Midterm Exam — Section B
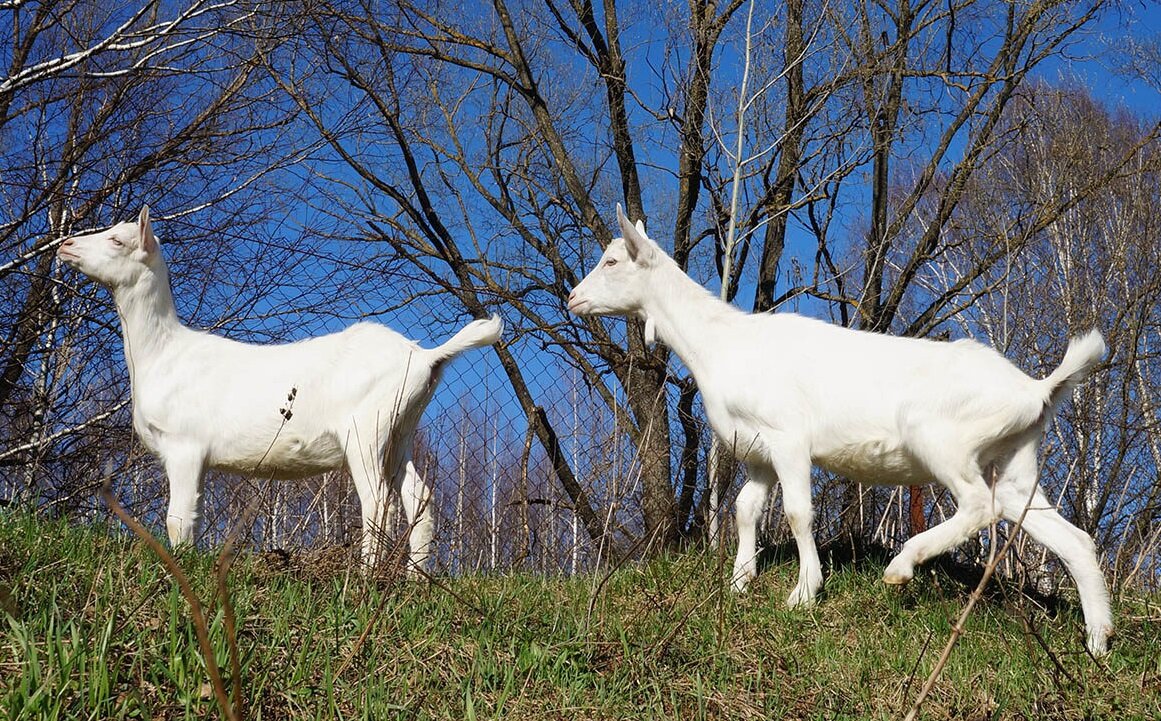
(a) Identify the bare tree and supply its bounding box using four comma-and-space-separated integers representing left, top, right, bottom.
248, 0, 1155, 559
259, 0, 718, 554
0, 1, 310, 516
958, 87, 1161, 588
8, 0, 1156, 582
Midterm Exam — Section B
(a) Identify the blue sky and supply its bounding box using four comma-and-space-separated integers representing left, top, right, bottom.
1039, 2, 1161, 119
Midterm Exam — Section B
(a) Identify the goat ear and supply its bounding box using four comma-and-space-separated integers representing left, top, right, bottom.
616, 203, 653, 265
138, 205, 158, 254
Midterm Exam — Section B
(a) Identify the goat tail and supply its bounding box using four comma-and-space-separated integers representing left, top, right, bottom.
429, 314, 503, 362
1040, 329, 1106, 412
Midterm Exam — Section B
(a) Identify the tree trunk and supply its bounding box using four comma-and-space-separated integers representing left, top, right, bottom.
753, 0, 806, 314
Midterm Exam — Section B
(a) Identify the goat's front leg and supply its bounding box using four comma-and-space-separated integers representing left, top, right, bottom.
163, 445, 206, 549
731, 463, 773, 592
773, 451, 823, 608
396, 457, 434, 575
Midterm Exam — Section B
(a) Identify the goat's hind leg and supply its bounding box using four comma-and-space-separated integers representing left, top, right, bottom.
883, 481, 996, 584
994, 443, 1113, 656
394, 452, 434, 576
343, 424, 387, 570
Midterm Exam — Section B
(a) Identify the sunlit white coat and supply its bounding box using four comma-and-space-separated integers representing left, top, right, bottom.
568, 205, 1112, 655
58, 207, 503, 571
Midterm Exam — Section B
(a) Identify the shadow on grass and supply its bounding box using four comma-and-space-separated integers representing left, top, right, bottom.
755, 537, 1076, 621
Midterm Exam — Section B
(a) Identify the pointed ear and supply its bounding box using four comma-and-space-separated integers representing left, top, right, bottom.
616, 203, 653, 265
138, 205, 158, 254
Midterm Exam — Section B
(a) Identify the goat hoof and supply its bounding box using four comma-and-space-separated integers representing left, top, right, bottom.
730, 570, 754, 594
1087, 625, 1114, 657
882, 557, 915, 586
882, 567, 913, 586
786, 588, 817, 609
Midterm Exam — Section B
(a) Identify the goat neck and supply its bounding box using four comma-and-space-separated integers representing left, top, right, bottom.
639, 256, 742, 382
112, 262, 182, 365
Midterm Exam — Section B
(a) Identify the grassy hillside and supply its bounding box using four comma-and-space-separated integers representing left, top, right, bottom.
1, 514, 1158, 720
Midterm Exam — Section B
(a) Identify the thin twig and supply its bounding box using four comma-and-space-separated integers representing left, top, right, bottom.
333, 532, 411, 680
645, 560, 727, 661
0, 400, 130, 462
899, 625, 937, 705
1019, 610, 1077, 686
100, 478, 239, 721
586, 521, 665, 621
213, 490, 267, 721
902, 483, 1033, 721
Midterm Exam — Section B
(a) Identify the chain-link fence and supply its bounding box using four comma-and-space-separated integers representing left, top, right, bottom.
0, 237, 708, 577
6, 269, 1159, 593
1, 0, 1159, 595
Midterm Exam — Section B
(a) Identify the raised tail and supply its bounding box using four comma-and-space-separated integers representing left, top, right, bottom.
429, 314, 503, 363
1041, 329, 1106, 412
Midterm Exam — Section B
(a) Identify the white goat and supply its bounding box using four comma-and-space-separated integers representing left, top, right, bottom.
569, 205, 1113, 655
57, 206, 503, 571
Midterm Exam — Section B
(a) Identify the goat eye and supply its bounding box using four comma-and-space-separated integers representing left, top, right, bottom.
111, 238, 124, 247
604, 258, 618, 267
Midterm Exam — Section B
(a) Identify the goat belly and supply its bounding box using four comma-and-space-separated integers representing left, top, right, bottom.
814, 440, 929, 486
208, 431, 346, 479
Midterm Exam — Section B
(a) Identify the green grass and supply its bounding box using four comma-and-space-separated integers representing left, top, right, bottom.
1, 514, 1158, 720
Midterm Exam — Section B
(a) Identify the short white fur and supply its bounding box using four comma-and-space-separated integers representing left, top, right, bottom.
568, 204, 1112, 655
58, 207, 503, 571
